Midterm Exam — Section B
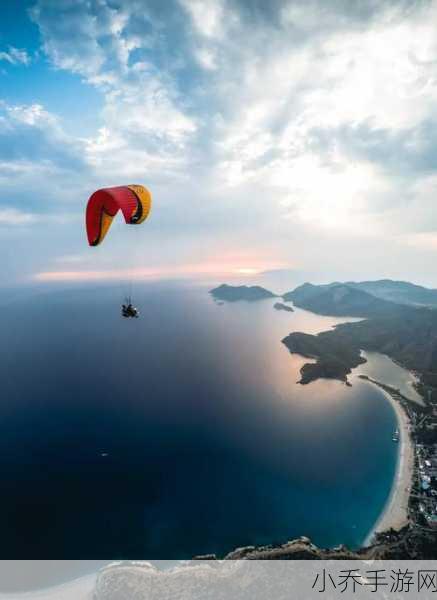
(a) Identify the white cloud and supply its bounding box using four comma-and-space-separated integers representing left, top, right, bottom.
3, 102, 57, 127
0, 208, 37, 225
179, 0, 227, 39
0, 205, 77, 226
187, 0, 437, 238
31, 0, 198, 184
0, 100, 91, 236
0, 46, 30, 66
4, 0, 437, 286
27, 0, 437, 201
194, 46, 218, 70
0, 100, 86, 176
216, 3, 437, 151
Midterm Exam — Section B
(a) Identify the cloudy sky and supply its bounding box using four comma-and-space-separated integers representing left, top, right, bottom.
1, 0, 437, 289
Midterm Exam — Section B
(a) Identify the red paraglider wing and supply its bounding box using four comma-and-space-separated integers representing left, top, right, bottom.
86, 186, 140, 246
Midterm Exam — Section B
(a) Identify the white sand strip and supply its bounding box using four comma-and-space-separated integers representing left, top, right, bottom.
361, 379, 414, 545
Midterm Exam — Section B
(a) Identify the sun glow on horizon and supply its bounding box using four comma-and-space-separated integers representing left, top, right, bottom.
233, 267, 260, 275
33, 259, 286, 283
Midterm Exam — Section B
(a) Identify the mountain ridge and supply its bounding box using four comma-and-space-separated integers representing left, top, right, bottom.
283, 282, 411, 318
283, 279, 437, 312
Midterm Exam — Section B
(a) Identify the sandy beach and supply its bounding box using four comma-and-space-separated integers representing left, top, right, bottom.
360, 377, 416, 545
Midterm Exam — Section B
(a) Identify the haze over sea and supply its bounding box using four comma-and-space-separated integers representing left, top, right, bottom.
0, 282, 399, 557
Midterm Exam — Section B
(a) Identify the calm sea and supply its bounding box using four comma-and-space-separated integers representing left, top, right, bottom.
0, 282, 398, 557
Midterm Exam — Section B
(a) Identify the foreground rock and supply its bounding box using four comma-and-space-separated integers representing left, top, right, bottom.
194, 526, 429, 560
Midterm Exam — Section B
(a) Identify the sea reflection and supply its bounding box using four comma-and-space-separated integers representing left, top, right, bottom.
0, 283, 398, 556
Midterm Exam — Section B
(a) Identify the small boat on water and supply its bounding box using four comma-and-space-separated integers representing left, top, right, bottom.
392, 429, 400, 442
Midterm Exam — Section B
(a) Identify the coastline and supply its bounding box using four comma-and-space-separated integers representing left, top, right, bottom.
359, 376, 415, 546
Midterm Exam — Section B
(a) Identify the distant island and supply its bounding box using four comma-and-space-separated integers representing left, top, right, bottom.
281, 280, 437, 389
273, 302, 294, 313
210, 284, 277, 302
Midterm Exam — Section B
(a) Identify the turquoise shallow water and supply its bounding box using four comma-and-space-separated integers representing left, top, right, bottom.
0, 282, 398, 557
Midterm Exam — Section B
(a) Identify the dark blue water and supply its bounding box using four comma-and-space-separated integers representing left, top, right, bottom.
0, 282, 398, 557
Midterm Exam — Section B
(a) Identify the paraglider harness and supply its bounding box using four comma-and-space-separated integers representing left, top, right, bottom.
122, 297, 139, 318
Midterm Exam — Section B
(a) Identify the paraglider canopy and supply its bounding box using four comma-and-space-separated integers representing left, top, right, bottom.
86, 184, 151, 246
